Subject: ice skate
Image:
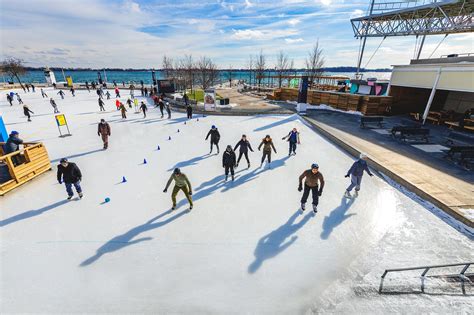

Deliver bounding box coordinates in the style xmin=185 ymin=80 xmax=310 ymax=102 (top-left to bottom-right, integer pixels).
xmin=344 ymin=190 xmax=351 ymax=198
xmin=354 ymin=190 xmax=359 ymax=197
xmin=247 ymin=162 xmax=251 ymax=169
xmin=225 ymin=175 xmax=228 ymax=182
xmin=189 ymin=204 xmax=193 ymax=211
xmin=231 ymin=175 xmax=235 ymax=181
xmin=235 ymin=163 xmax=239 ymax=168
xmin=67 ymin=195 xmax=73 ymax=200
xmin=300 ymin=203 xmax=306 ymax=213
xmin=171 ymin=205 xmax=176 ymax=210
xmin=78 ymin=192 xmax=83 ymax=198
xmin=312 ymin=204 xmax=318 ymax=214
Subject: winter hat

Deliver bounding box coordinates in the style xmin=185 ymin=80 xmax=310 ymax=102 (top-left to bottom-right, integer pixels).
xmin=242 ymin=134 xmax=246 ymax=138
xmin=60 ymin=158 xmax=68 ymax=164
xmin=173 ymin=168 xmax=181 ymax=175
xmin=10 ymin=130 xmax=19 ymax=135
xmin=100 ymin=119 xmax=105 ymax=122
xmin=226 ymin=145 xmax=232 ymax=150
xmin=311 ymin=163 xmax=319 ymax=169
xmin=359 ymin=153 xmax=367 ymax=160
xmin=211 ymin=125 xmax=216 ymax=129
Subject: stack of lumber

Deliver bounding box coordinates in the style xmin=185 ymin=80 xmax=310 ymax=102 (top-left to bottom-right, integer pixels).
xmin=360 ymin=96 xmax=392 ymax=116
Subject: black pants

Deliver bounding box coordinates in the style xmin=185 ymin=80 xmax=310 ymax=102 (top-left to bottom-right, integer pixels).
xmin=289 ymin=141 xmax=297 ymax=155
xmin=187 ymin=110 xmax=192 ymax=119
xmin=224 ymin=165 xmax=234 ymax=176
xmin=261 ymin=151 xmax=271 ymax=164
xmin=210 ymin=141 xmax=219 ymax=153
xmin=301 ymin=185 xmax=319 ymax=206
xmin=159 ymin=106 xmax=164 ymax=117
xmin=237 ymin=151 xmax=250 ymax=164
xmin=99 ymin=105 xmax=105 ymax=111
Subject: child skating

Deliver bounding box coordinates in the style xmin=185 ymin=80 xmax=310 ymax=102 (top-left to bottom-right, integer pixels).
xmin=344 ymin=153 xmax=373 ymax=198
xmin=282 ymin=127 xmax=300 ymax=156
xmin=258 ymin=135 xmax=277 ymax=168
xmin=205 ymin=125 xmax=221 ymax=154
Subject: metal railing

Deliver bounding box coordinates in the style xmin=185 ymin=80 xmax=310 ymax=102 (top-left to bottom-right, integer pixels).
xmin=379 ymin=262 xmax=472 ymax=293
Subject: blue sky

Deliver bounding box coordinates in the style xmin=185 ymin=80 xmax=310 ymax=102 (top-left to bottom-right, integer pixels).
xmin=0 ymin=0 xmax=472 ymax=68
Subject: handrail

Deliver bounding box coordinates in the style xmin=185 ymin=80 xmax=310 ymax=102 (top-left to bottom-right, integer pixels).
xmin=379 ymin=262 xmax=472 ymax=293
xmin=0 ymin=142 xmax=43 ymax=160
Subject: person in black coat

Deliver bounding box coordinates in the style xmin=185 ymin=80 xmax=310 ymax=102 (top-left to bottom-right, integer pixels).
xmin=222 ymin=145 xmax=236 ymax=181
xmin=4 ymin=131 xmax=24 ymax=165
xmin=205 ymin=125 xmax=220 ymax=154
xmin=57 ymin=158 xmax=83 ymax=199
xmin=23 ymin=104 xmax=34 ymax=122
xmin=234 ymin=134 xmax=253 ymax=168
xmin=186 ymin=104 xmax=193 ymax=119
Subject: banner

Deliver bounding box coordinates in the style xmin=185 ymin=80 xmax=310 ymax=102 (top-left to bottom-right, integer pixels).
xmin=204 ymin=89 xmax=216 ymax=111
xmin=66 ymin=76 xmax=73 ymax=87
xmin=55 ymin=114 xmax=67 ymax=127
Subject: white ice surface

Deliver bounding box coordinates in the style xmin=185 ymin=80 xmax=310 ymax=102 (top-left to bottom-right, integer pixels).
xmin=0 ymin=89 xmax=472 ymax=313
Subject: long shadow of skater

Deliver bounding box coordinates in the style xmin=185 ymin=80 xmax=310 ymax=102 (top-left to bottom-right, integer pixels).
xmin=168 ymin=154 xmax=212 ymax=171
xmin=80 ymin=209 xmax=187 ymax=266
xmin=51 ymin=149 xmax=104 ymax=163
xmin=248 ymin=211 xmax=313 ymax=274
xmin=164 ymin=117 xmax=189 ymax=125
xmin=253 ymin=115 xmax=298 ymax=132
xmin=0 ymin=199 xmax=69 ymax=228
xmin=320 ymin=197 xmax=356 ymax=240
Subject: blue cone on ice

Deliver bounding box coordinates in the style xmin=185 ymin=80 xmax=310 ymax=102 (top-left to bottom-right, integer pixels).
xmin=104 ymin=197 xmax=111 ymax=203
xmin=197 ymin=118 xmax=199 ymax=121
xmin=157 ymin=145 xmax=160 ymax=150
xmin=169 ymin=136 xmax=171 ymax=140
xmin=122 ymin=176 xmax=127 ymax=183
xmin=143 ymin=158 xmax=147 ymax=164
xmin=177 ymin=129 xmax=180 ymax=133
xmin=184 ymin=121 xmax=186 ymax=125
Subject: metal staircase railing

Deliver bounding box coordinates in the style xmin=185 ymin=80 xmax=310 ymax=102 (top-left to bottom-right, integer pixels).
xmin=379 ymin=262 xmax=473 ymax=294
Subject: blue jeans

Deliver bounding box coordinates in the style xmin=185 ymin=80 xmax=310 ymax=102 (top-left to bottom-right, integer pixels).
xmin=65 ymin=181 xmax=82 ymax=197
xmin=346 ymin=175 xmax=362 ymax=192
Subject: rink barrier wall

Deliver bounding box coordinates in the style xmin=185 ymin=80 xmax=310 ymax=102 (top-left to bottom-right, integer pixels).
xmin=0 ymin=142 xmax=52 ymax=196
xmin=301 ymin=116 xmax=474 ymax=229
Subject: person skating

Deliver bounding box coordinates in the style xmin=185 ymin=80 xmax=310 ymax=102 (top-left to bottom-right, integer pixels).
xmin=282 ymin=127 xmax=300 ymax=156
xmin=50 ymin=98 xmax=59 ymax=113
xmin=70 ymin=87 xmax=75 ymax=97
xmin=23 ymin=104 xmax=34 ymax=122
xmin=158 ymin=98 xmax=165 ymax=118
xmin=234 ymin=134 xmax=253 ymax=168
xmin=41 ymin=88 xmax=48 ymax=98
xmin=25 ymin=84 xmax=30 ymax=92
xmin=96 ymin=88 xmax=102 ymax=99
xmin=5 ymin=131 xmax=24 ymax=165
xmin=31 ymin=84 xmax=35 ymax=92
xmin=344 ymin=153 xmax=373 ymax=198
xmin=144 ymin=87 xmax=148 ymax=97
xmin=140 ymin=101 xmax=148 ymax=118
xmin=57 ymin=158 xmax=83 ymax=200
xmin=57 ymin=89 xmax=65 ymax=99
xmin=16 ymin=93 xmax=23 ymax=104
xmin=98 ymin=98 xmax=106 ymax=111
xmin=163 ymin=168 xmax=193 ymax=210
xmin=97 ymin=119 xmax=111 ymax=149
xmin=119 ymin=102 xmax=127 ymax=119
xmin=6 ymin=93 xmax=13 ymax=106
xmin=222 ymin=145 xmax=237 ymax=182
xmin=115 ymin=99 xmax=121 ymax=110
xmin=85 ymin=81 xmax=90 ymax=92
xmin=298 ymin=163 xmax=325 ymax=214
xmin=115 ymin=87 xmax=120 ymax=98
xmin=126 ymin=98 xmax=132 ymax=109
xmin=258 ymin=135 xmax=277 ymax=167
xmin=205 ymin=125 xmax=221 ymax=154
xmin=105 ymin=90 xmax=111 ymax=100
xmin=186 ymin=104 xmax=193 ymax=119
xmin=134 ymin=98 xmax=139 ymax=112
xmin=165 ymin=102 xmax=171 ymax=119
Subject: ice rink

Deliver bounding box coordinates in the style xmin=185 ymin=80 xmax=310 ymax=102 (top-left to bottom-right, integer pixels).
xmin=1 ymin=88 xmax=472 ymax=313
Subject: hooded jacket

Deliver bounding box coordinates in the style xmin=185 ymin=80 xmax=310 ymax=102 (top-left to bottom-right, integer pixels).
xmin=4 ymin=135 xmax=23 ymax=154
xmin=206 ymin=129 xmax=221 ymax=143
xmin=234 ymin=139 xmax=253 ymax=153
xmin=222 ymin=149 xmax=236 ymax=167
xmin=258 ymin=138 xmax=276 ymax=153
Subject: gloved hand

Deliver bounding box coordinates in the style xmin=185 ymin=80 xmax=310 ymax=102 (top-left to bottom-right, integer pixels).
xmin=369 ymin=173 xmax=374 ymax=177
xmin=189 ymin=191 xmax=193 ymax=196
xmin=163 ymin=189 xmax=167 ymax=193
xmin=318 ymin=190 xmax=323 ymax=196
xmin=274 ymin=150 xmax=277 ymax=154
xmin=58 ymin=180 xmax=62 ymax=184
xmin=97 ymin=132 xmax=100 ymax=136
xmin=281 ymin=137 xmax=285 ymax=140
xmin=345 ymin=174 xmax=349 ymax=178
xmin=298 ymin=184 xmax=302 ymax=192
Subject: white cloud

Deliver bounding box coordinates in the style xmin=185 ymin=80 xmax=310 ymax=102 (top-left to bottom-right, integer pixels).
xmin=245 ymin=0 xmax=254 ymax=9
xmin=285 ymin=38 xmax=304 ymax=44
xmin=319 ymin=0 xmax=332 ymax=5
xmin=350 ymin=9 xmax=364 ymax=19
xmin=188 ymin=19 xmax=216 ymax=32
xmin=287 ymin=18 xmax=301 ymax=26
xmin=231 ymin=28 xmax=299 ymax=40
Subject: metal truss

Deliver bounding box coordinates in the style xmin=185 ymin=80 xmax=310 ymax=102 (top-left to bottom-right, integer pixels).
xmin=351 ymin=0 xmax=474 ymax=38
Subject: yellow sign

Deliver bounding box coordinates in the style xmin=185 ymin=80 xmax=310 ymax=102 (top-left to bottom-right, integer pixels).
xmin=55 ymin=114 xmax=67 ymax=126
xmin=66 ymin=76 xmax=73 ymax=87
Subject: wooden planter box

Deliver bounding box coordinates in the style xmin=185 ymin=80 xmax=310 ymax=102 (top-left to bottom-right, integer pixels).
xmin=0 ymin=142 xmax=52 ymax=196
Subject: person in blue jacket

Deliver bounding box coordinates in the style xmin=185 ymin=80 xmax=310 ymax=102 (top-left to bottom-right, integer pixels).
xmin=282 ymin=127 xmax=300 ymax=156
xmin=344 ymin=153 xmax=373 ymax=198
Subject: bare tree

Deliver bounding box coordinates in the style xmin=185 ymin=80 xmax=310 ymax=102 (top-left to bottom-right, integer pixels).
xmin=196 ymin=56 xmax=218 ymax=90
xmin=227 ymin=64 xmax=233 ymax=87
xmin=246 ymin=55 xmax=253 ymax=86
xmin=305 ymin=40 xmax=325 ymax=89
xmin=1 ymin=57 xmax=27 ymax=89
xmin=254 ymin=50 xmax=266 ymax=90
xmin=162 ymin=55 xmax=174 ymax=79
xmin=275 ymin=51 xmax=294 ymax=88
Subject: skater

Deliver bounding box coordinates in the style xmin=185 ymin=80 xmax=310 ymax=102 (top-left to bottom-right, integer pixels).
xmin=344 ymin=153 xmax=373 ymax=198
xmin=140 ymin=101 xmax=148 ymax=118
xmin=186 ymin=104 xmax=193 ymax=119
xmin=85 ymin=81 xmax=90 ymax=92
xmin=31 ymin=84 xmax=35 ymax=92
xmin=98 ymin=98 xmax=106 ymax=111
xmin=222 ymin=145 xmax=236 ymax=181
xmin=115 ymin=87 xmax=120 ymax=98
xmin=119 ymin=102 xmax=127 ymax=119
xmin=158 ymin=98 xmax=165 ymax=118
xmin=140 ymin=86 xmax=144 ymax=96
xmin=113 ymin=80 xmax=117 ymax=87
xmin=144 ymin=87 xmax=148 ymax=97
xmin=258 ymin=135 xmax=277 ymax=167
xmin=234 ymin=134 xmax=254 ymax=168
xmin=126 ymin=98 xmax=132 ymax=109
xmin=298 ymin=163 xmax=325 ymax=214
xmin=133 ymin=98 xmax=139 ymax=111
xmin=50 ymin=98 xmax=59 ymax=113
xmin=25 ymin=84 xmax=30 ymax=92
xmin=57 ymin=89 xmax=65 ymax=99
xmin=205 ymin=125 xmax=220 ymax=154
xmin=57 ymin=158 xmax=83 ymax=200
xmin=70 ymin=86 xmax=75 ymax=97
xmin=165 ymin=102 xmax=171 ymax=119
xmin=16 ymin=93 xmax=23 ymax=104
xmin=41 ymin=88 xmax=48 ymax=98
xmin=97 ymin=119 xmax=111 ymax=149
xmin=282 ymin=127 xmax=300 ymax=156
xmin=163 ymin=168 xmax=193 ymax=210
xmin=6 ymin=93 xmax=13 ymax=106
xmin=105 ymin=90 xmax=111 ymax=100
xmin=23 ymin=104 xmax=34 ymax=122
xmin=183 ymin=93 xmax=189 ymax=106
xmin=96 ymin=88 xmax=102 ymax=99
xmin=115 ymin=99 xmax=121 ymax=110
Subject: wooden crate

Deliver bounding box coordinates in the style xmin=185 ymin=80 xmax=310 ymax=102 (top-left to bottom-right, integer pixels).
xmin=0 ymin=142 xmax=52 ymax=196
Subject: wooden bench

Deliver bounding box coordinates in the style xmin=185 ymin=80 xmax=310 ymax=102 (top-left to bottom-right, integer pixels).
xmin=444 ymin=146 xmax=474 ymax=170
xmin=360 ymin=116 xmax=384 ymax=129
xmin=391 ymin=126 xmax=430 ymax=143
xmin=445 ymin=131 xmax=474 ymax=146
